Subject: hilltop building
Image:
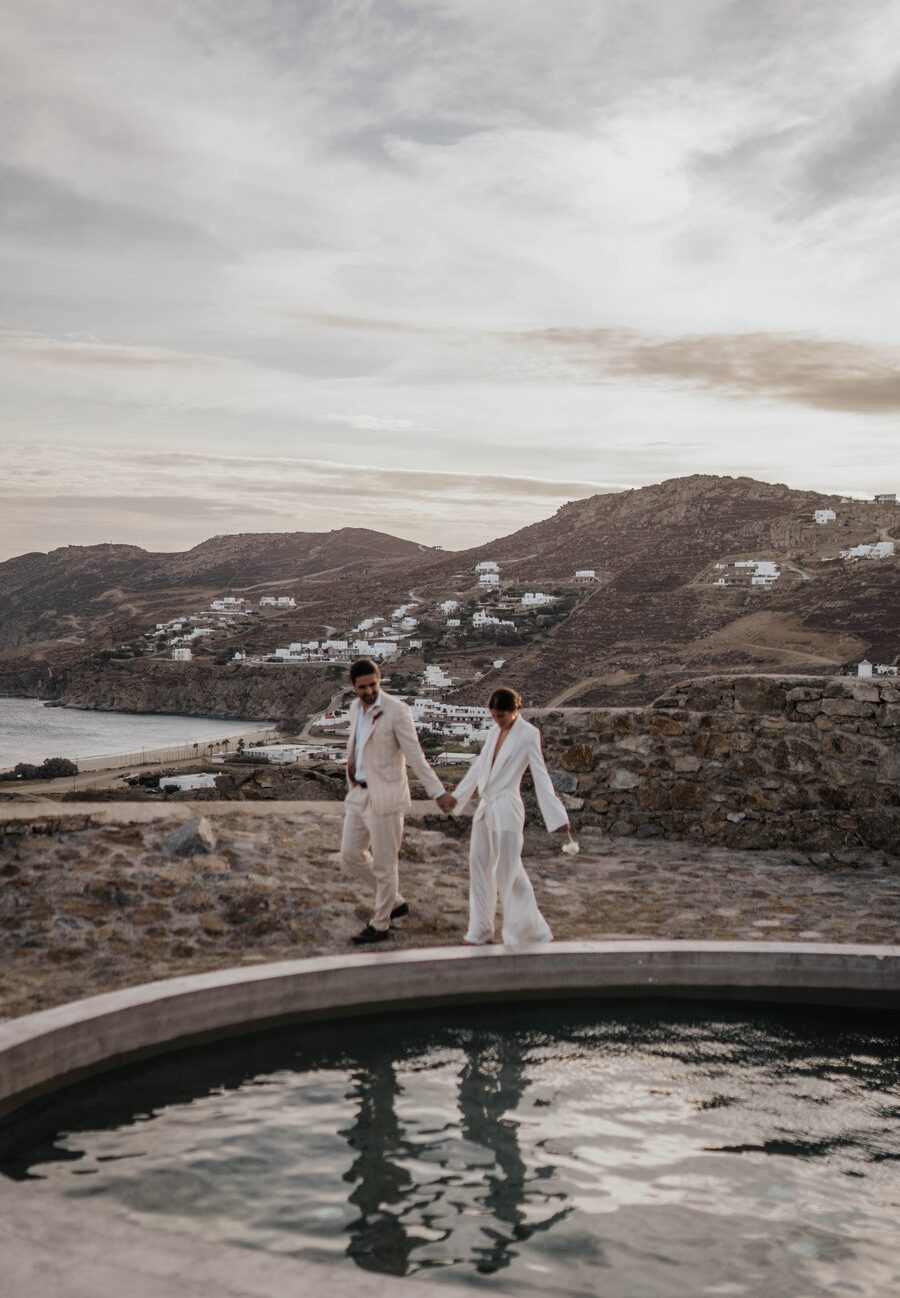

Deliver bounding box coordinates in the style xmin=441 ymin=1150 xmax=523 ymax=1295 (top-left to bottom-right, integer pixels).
xmin=473 ymin=610 xmax=515 ymax=629
xmin=522 ymin=592 xmax=556 ymax=608
xmin=475 ymin=561 xmax=499 ymax=573
xmin=172 ymin=647 xmax=192 ymax=661
xmin=814 ymin=509 xmax=836 ymax=524
xmin=841 ymin=541 xmax=895 ymax=560
xmin=874 ymin=493 xmax=896 ymax=503
xmin=575 ymin=569 xmax=596 ymax=583
xmin=479 ymin=572 xmax=500 ymax=588
xmin=424 ymin=665 xmax=453 ymax=688
xmin=438 ymin=600 xmax=459 ymax=614
xmin=857 ymin=660 xmax=873 ymax=678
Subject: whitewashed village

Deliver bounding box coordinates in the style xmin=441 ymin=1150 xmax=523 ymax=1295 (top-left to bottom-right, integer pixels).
xmin=128 ymin=493 xmax=898 ymax=792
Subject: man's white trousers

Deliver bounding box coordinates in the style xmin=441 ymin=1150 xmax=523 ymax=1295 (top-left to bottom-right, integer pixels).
xmin=340 ymin=785 xmax=404 ymax=932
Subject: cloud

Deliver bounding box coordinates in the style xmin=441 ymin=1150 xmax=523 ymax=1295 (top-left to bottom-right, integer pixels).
xmin=511 ymin=327 xmax=900 ymax=414
xmin=0 ymin=443 xmax=621 ymax=560
xmin=2 ymin=0 xmax=899 ymax=561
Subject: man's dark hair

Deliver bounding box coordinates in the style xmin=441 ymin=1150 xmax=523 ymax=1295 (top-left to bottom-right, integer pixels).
xmin=488 ymin=686 xmax=521 ymax=711
xmin=350 ymin=657 xmax=381 ymax=683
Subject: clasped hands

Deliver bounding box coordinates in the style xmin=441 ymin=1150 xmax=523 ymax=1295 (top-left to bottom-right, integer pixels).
xmin=436 ymin=792 xmax=456 ymax=814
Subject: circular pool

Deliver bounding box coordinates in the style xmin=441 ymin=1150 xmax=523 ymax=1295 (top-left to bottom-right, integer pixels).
xmin=3 ymin=999 xmax=898 ymax=1297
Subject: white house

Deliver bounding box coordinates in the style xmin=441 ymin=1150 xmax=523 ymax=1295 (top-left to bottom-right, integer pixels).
xmin=172 ymin=646 xmax=192 ymax=661
xmin=275 ymin=596 xmax=295 ymax=607
xmin=424 ymin=665 xmax=453 ymax=688
xmin=493 ymin=659 xmax=506 ymax=668
xmin=841 ymin=541 xmax=895 ymax=560
xmin=734 ymin=560 xmax=756 ymax=568
xmin=522 ymin=592 xmax=556 ymax=608
xmin=478 ymin=572 xmax=500 ymax=588
xmin=371 ymin=641 xmax=399 ymax=659
xmin=857 ymin=659 xmax=873 ymax=678
xmin=475 ymin=561 xmax=499 ymax=573
xmin=875 ymin=493 xmax=896 ymax=503
xmin=232 ymin=650 xmax=246 ymax=661
xmin=411 ymin=698 xmax=491 ymax=722
xmin=814 ymin=509 xmax=836 ymax=524
xmin=323 ymin=639 xmax=349 ymax=653
xmin=751 ymin=561 xmax=780 ymax=586
xmin=446 ymin=618 xmax=461 ymax=628
xmin=210 ymin=597 xmax=245 ymax=612
xmin=473 ymin=610 xmax=515 ymax=629
xmin=160 ymin=773 xmax=217 ymax=792
xmin=575 ymin=569 xmax=596 ymax=582
xmin=400 ymin=616 xmax=419 ymax=631
xmin=409 ymin=638 xmax=423 ymax=649
xmin=438 ymin=600 xmax=459 ymax=614
xmin=355 ymin=617 xmax=378 ymax=632
xmin=434 ymin=752 xmax=477 ymax=766
xmin=259 ymin=596 xmax=277 ymax=606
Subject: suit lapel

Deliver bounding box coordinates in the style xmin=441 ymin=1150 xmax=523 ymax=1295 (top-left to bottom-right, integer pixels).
xmin=347 ymin=698 xmax=360 ymax=768
xmin=485 ymin=717 xmax=523 ymax=788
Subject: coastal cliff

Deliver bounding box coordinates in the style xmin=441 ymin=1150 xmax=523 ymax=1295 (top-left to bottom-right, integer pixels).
xmin=0 ymin=659 xmax=337 ymax=723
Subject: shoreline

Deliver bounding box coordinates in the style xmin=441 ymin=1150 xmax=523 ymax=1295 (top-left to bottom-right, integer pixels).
xmin=0 ymin=697 xmax=279 ymax=776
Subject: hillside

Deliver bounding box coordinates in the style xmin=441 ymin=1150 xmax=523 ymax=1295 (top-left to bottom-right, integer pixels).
xmin=0 ymin=528 xmax=433 ymax=652
xmin=0 ymin=475 xmax=896 ymax=713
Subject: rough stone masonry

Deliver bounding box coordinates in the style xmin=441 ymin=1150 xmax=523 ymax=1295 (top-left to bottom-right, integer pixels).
xmin=536 ymin=674 xmax=899 ymax=852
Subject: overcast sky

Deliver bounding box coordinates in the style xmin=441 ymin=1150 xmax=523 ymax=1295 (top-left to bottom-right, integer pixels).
xmin=2 ymin=0 xmax=899 ymax=559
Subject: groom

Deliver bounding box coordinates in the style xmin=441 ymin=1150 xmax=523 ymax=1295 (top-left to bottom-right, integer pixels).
xmin=341 ymin=657 xmax=454 ymax=945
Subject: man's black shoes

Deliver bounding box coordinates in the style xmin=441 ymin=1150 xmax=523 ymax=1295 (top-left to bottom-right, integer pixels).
xmin=390 ymin=902 xmax=409 ymax=920
xmin=351 ymin=924 xmax=390 ymax=946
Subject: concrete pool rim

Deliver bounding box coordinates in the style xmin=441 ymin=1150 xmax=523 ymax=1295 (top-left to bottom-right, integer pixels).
xmin=2 ymin=941 xmax=899 ymax=1298
xmin=2 ymin=940 xmax=898 ymax=1121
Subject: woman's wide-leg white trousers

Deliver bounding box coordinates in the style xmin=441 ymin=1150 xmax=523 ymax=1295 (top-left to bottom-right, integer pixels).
xmin=465 ymin=805 xmax=552 ymax=946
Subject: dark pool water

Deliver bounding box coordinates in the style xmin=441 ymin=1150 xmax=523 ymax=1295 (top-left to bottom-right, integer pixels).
xmin=2 ymin=1001 xmax=899 ymax=1297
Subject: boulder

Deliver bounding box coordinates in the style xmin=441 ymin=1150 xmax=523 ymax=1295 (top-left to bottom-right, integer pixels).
xmin=164 ymin=816 xmax=217 ymax=858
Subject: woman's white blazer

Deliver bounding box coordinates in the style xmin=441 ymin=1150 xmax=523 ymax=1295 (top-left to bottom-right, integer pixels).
xmin=452 ymin=716 xmax=569 ymax=834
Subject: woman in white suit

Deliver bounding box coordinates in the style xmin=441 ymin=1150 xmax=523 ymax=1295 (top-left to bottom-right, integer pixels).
xmin=450 ymin=687 xmax=569 ymax=946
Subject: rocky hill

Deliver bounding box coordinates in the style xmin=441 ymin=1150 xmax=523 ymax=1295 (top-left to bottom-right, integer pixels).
xmin=1 ymin=475 xmax=896 ymax=713
xmin=0 ymin=528 xmax=433 ymax=652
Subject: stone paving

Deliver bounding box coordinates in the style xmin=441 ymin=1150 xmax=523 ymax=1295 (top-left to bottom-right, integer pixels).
xmin=1 ymin=804 xmax=898 ymax=1020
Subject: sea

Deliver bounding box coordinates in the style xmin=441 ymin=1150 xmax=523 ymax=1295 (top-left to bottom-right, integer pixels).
xmin=0 ymin=698 xmax=267 ymax=769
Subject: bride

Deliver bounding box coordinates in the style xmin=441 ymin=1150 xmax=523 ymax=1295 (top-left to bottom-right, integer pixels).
xmin=449 ymin=686 xmax=569 ymax=945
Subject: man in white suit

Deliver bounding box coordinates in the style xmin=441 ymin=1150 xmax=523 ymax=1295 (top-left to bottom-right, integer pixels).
xmin=341 ymin=658 xmax=454 ymax=945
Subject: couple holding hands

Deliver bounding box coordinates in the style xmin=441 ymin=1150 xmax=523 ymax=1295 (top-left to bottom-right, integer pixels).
xmin=341 ymin=657 xmax=570 ymax=947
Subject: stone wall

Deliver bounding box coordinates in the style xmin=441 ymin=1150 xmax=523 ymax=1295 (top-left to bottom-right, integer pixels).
xmin=534 ymin=675 xmax=899 ymax=852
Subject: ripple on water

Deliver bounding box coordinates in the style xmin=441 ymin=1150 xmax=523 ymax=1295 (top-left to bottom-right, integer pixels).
xmin=1 ymin=1003 xmax=899 ymax=1298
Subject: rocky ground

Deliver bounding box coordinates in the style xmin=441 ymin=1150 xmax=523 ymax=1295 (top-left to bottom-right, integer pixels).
xmin=1 ymin=804 xmax=898 ymax=1021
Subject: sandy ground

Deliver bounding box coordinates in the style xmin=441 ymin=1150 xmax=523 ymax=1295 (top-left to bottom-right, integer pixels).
xmin=2 ymin=802 xmax=898 ymax=1021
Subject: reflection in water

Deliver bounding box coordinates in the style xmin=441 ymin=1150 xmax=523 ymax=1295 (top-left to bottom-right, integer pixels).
xmin=339 ymin=1034 xmax=574 ymax=1278
xmin=456 ymin=1038 xmax=570 ymax=1274
xmin=1 ymin=1002 xmax=899 ymax=1298
xmin=342 ymin=1059 xmax=415 ymax=1275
